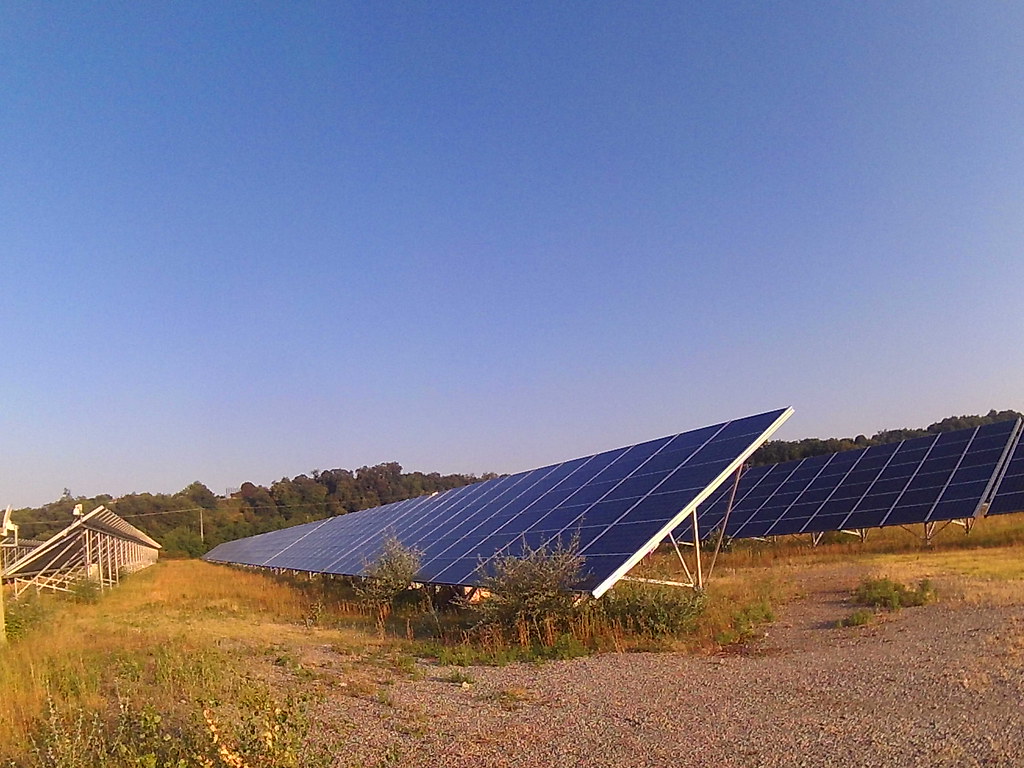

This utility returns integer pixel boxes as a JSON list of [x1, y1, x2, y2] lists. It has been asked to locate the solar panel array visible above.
[[988, 427, 1024, 516], [692, 418, 1023, 540], [204, 407, 793, 596]]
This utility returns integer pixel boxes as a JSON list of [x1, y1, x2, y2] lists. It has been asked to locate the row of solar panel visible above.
[[204, 407, 794, 595], [690, 418, 1024, 541], [203, 410, 1024, 595]]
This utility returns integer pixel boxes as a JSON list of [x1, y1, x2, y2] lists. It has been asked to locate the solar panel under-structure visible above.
[[691, 418, 1022, 541], [988, 429, 1024, 516], [204, 407, 793, 597]]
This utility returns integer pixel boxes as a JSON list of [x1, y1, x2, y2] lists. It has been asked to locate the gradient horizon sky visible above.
[[3, 3, 1023, 509]]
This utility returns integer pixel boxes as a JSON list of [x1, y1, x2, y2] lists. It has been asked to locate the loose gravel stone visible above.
[[310, 564, 1024, 767]]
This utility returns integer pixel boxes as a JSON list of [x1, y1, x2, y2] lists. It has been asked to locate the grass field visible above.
[[2, 511, 1022, 767]]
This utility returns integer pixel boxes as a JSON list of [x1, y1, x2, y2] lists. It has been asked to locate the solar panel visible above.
[[988, 427, 1024, 516], [204, 407, 793, 597], [692, 418, 1022, 540]]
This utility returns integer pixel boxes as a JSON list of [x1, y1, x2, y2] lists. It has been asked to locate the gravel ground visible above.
[[310, 565, 1024, 768]]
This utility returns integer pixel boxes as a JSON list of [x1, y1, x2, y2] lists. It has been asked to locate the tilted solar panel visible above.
[[692, 418, 1022, 540], [204, 407, 793, 597], [988, 428, 1024, 516]]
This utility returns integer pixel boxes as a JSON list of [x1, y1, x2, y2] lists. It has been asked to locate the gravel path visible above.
[[312, 565, 1024, 768]]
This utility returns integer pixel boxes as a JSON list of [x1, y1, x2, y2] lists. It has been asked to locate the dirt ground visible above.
[[303, 562, 1024, 768]]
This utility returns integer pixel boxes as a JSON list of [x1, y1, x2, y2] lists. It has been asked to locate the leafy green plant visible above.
[[713, 598, 774, 645], [471, 533, 587, 645], [67, 579, 101, 605], [854, 577, 936, 611], [4, 592, 51, 640], [440, 669, 475, 685], [598, 583, 706, 638], [837, 609, 874, 627], [357, 535, 422, 629]]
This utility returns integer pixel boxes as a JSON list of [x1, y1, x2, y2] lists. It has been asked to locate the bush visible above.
[[472, 534, 587, 645], [357, 535, 421, 624], [837, 609, 874, 627], [4, 592, 51, 640], [854, 577, 936, 611], [598, 583, 706, 638], [68, 578, 101, 604]]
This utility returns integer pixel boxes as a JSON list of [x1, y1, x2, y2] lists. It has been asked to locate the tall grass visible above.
[[0, 562, 337, 767]]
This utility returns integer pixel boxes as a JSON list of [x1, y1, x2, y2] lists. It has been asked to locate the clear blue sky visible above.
[[2, 2, 1022, 508]]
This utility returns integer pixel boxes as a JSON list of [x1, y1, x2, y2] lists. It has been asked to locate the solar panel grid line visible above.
[[696, 419, 1023, 542], [483, 431, 718, 564], [747, 446, 873, 539], [572, 420, 736, 557], [413, 460, 596, 579], [722, 462, 794, 537], [261, 495, 421, 572], [919, 426, 988, 524], [838, 433, 932, 532], [788, 452, 859, 535], [411, 456, 610, 573], [769, 451, 851, 536], [318, 478, 504, 574], [589, 406, 794, 598], [742, 457, 820, 537], [316, 483, 479, 572], [256, 516, 339, 567], [385, 486, 492, 566], [983, 419, 1023, 514], [422, 449, 631, 583]]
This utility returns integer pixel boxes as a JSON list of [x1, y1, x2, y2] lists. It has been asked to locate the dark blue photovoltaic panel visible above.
[[988, 429, 1024, 516], [694, 419, 1021, 540], [204, 407, 793, 596]]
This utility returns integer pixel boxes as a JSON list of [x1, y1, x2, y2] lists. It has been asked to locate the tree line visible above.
[[750, 408, 1023, 465], [11, 463, 494, 558], [9, 409, 1021, 558]]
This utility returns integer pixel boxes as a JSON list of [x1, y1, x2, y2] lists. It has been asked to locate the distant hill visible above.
[[11, 409, 1021, 557]]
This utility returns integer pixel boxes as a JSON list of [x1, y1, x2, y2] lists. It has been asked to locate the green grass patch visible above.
[[854, 577, 936, 611], [837, 609, 875, 627]]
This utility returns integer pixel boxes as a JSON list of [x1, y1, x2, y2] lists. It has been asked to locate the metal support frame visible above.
[[896, 518, 973, 546], [651, 464, 746, 591], [2, 506, 160, 599], [839, 528, 868, 542]]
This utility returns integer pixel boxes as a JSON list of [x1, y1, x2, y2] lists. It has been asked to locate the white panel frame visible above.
[[589, 406, 794, 598]]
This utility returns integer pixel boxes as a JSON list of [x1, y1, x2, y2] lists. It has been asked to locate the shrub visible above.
[[471, 534, 587, 645], [68, 579, 101, 605], [598, 583, 706, 638], [357, 536, 421, 627], [4, 592, 51, 640], [837, 609, 874, 627], [854, 577, 936, 611]]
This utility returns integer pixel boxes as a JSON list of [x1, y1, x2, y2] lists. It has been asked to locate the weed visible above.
[[854, 577, 936, 611], [483, 686, 533, 711], [713, 598, 774, 645], [598, 583, 706, 638], [470, 533, 586, 645], [837, 609, 874, 627], [440, 669, 475, 685], [357, 536, 422, 631], [3, 591, 51, 640], [68, 578, 101, 605]]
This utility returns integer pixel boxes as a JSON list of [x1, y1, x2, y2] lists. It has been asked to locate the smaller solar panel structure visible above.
[[205, 407, 795, 596], [988, 427, 1024, 516], [694, 418, 1023, 544], [1, 505, 161, 598]]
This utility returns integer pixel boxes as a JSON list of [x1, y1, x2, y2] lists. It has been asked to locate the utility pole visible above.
[[199, 508, 205, 543]]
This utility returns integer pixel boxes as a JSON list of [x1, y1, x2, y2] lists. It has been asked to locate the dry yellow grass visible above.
[[0, 560, 384, 762]]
